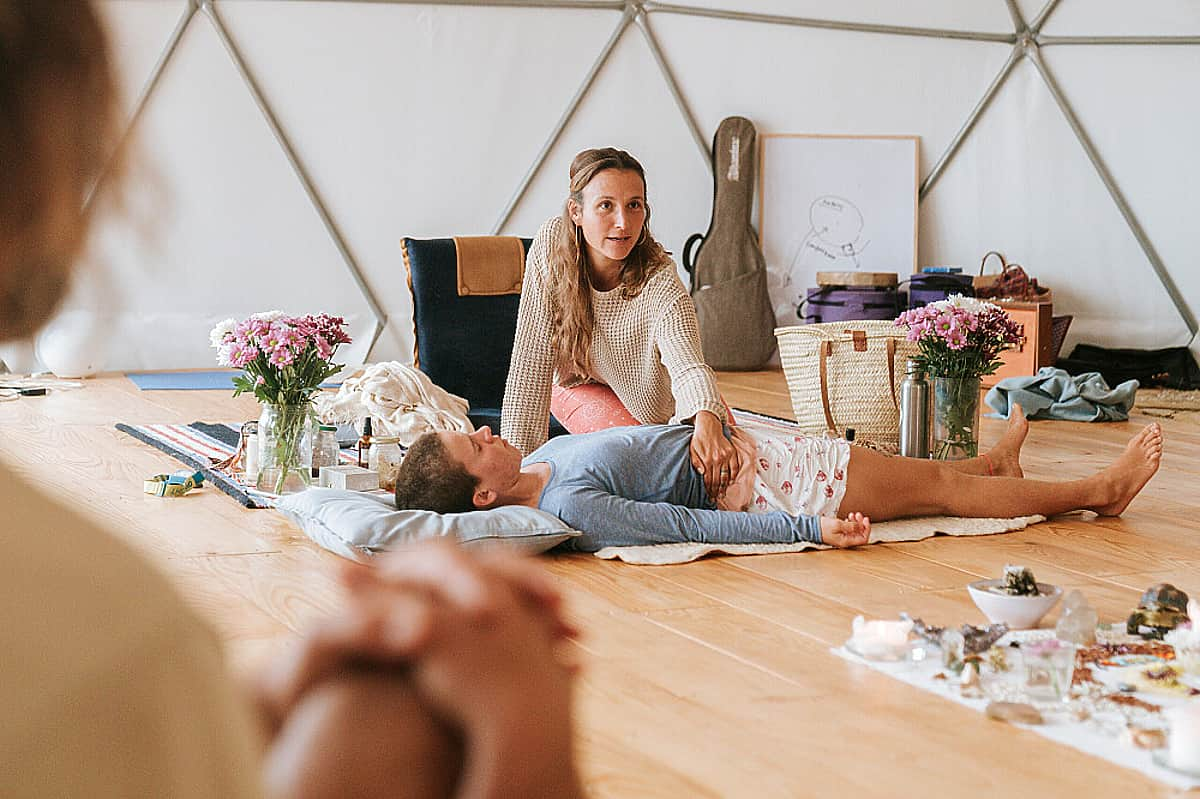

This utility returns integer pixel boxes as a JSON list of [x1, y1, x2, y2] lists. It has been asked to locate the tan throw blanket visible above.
[[453, 236, 525, 296], [593, 514, 1045, 565], [315, 361, 473, 446]]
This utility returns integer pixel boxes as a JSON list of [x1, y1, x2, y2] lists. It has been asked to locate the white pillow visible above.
[[274, 488, 580, 561]]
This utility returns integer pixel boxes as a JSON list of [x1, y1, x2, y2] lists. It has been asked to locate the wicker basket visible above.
[[775, 321, 919, 448]]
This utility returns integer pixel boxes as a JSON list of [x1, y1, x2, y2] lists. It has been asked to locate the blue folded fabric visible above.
[[986, 367, 1138, 422]]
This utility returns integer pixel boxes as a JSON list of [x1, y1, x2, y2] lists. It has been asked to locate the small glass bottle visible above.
[[312, 424, 340, 479], [356, 417, 373, 468], [367, 436, 403, 492], [241, 420, 260, 482]]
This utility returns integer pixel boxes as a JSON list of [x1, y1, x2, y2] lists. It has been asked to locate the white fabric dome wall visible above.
[[61, 0, 1197, 372]]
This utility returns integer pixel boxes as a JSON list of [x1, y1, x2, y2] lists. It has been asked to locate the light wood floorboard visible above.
[[2, 372, 1197, 796]]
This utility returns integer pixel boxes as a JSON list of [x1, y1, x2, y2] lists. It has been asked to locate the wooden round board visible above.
[[816, 271, 898, 287]]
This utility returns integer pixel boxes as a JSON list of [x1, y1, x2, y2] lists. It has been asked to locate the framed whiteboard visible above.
[[759, 134, 919, 328]]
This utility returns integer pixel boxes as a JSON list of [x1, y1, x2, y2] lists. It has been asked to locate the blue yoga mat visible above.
[[126, 371, 340, 391]]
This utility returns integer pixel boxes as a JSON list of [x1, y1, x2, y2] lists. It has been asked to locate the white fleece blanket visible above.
[[315, 362, 473, 446], [593, 514, 1045, 565]]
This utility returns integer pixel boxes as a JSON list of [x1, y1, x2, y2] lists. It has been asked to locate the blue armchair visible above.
[[402, 236, 566, 438]]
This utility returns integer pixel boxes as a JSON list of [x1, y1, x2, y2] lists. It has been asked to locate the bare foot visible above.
[[986, 404, 1028, 478], [820, 512, 872, 548], [1093, 423, 1163, 516]]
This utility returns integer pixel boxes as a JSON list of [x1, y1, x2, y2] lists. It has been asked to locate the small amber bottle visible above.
[[356, 417, 374, 468]]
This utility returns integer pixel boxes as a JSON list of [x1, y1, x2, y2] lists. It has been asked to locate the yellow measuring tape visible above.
[[143, 470, 205, 497]]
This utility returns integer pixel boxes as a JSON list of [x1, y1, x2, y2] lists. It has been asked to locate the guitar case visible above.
[[683, 116, 777, 370]]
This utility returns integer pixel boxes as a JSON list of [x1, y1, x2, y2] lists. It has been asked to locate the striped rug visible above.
[[117, 410, 795, 508], [116, 421, 357, 508]]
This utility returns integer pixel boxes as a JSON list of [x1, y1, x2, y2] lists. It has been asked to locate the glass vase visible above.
[[256, 402, 314, 494], [1021, 641, 1076, 703], [931, 377, 981, 461]]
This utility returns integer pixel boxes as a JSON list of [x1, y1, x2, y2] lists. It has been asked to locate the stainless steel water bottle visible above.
[[899, 359, 931, 458]]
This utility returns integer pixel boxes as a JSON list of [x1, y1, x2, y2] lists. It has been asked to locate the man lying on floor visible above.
[[393, 407, 1163, 552]]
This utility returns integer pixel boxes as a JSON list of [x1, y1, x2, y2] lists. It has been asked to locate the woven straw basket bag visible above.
[[775, 321, 919, 448]]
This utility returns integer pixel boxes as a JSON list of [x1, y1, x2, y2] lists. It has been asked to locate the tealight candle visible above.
[[1168, 705, 1200, 773], [851, 616, 913, 660]]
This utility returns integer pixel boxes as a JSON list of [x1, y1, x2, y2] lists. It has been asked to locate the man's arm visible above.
[[552, 485, 823, 551]]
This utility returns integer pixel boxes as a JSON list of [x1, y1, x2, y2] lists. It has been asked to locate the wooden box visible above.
[[983, 301, 1054, 388]]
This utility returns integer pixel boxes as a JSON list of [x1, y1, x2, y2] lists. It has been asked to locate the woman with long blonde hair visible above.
[[502, 148, 740, 500]]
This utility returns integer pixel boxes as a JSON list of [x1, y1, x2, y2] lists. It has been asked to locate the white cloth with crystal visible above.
[[833, 630, 1200, 790], [315, 361, 473, 446]]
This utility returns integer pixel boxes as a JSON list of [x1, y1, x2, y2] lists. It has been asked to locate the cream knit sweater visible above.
[[501, 216, 727, 454]]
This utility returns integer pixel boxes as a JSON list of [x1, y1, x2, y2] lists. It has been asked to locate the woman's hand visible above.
[[819, 512, 872, 548], [689, 410, 740, 501]]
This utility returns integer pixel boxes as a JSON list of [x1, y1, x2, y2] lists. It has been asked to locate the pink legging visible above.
[[550, 383, 639, 434], [550, 383, 735, 434]]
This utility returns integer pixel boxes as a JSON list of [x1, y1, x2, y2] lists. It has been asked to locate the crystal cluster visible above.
[[1056, 589, 1099, 645]]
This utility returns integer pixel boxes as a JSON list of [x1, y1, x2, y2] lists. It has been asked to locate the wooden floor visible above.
[[3, 371, 1199, 797]]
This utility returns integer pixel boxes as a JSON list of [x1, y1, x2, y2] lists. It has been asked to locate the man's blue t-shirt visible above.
[[524, 425, 822, 551]]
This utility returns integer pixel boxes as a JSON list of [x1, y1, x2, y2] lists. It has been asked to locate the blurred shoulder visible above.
[[0, 463, 218, 666]]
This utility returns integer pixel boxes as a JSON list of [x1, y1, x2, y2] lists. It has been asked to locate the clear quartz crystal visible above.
[[941, 629, 966, 673], [1055, 590, 1099, 645]]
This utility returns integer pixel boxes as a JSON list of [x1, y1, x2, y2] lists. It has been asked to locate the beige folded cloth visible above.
[[453, 236, 525, 296], [314, 361, 473, 447], [593, 514, 1045, 565]]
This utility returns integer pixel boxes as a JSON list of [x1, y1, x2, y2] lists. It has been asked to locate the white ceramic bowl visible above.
[[967, 579, 1063, 629]]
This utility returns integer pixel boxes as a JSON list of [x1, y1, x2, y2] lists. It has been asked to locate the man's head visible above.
[[394, 427, 523, 513]]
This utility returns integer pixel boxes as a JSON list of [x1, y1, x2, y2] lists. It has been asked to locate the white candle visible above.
[[851, 616, 913, 660], [1168, 705, 1200, 773]]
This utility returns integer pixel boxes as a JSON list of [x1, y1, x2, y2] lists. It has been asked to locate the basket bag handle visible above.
[[817, 333, 900, 437], [979, 250, 1007, 276]]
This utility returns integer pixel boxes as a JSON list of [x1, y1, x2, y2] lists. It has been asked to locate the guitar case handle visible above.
[[682, 232, 704, 278]]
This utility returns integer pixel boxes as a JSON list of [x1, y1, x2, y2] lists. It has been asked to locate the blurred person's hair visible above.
[[0, 2, 123, 342]]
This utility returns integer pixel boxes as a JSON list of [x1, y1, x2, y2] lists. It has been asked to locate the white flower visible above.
[[927, 294, 999, 316], [947, 294, 998, 313], [209, 318, 237, 349], [251, 310, 288, 323], [215, 342, 235, 367]]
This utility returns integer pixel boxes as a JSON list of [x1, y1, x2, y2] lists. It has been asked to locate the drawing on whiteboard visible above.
[[759, 134, 918, 335], [777, 195, 871, 319]]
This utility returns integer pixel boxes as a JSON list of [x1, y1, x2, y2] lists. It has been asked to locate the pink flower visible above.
[[262, 322, 303, 361], [291, 315, 318, 337], [275, 322, 304, 348], [213, 310, 352, 403], [317, 315, 351, 345], [227, 342, 259, 368], [267, 345, 296, 368], [239, 317, 271, 340]]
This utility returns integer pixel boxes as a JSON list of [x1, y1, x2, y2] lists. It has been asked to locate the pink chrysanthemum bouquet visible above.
[[209, 311, 351, 405], [209, 312, 351, 492], [895, 295, 1022, 379], [895, 296, 1023, 459]]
